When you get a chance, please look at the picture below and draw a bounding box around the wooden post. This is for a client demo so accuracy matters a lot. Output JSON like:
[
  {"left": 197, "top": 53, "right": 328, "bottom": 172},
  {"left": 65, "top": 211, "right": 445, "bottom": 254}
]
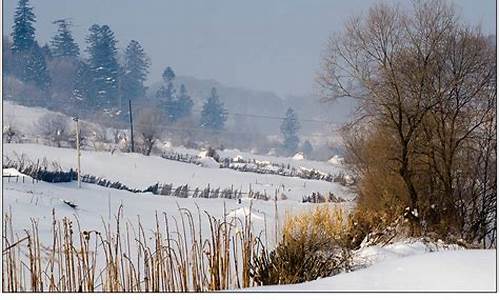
[
  {"left": 73, "top": 117, "right": 81, "bottom": 188},
  {"left": 128, "top": 99, "right": 135, "bottom": 153}
]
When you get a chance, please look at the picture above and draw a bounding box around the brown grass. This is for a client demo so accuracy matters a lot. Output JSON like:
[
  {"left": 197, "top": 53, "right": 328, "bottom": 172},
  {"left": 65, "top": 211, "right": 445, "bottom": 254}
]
[
  {"left": 2, "top": 204, "right": 265, "bottom": 292},
  {"left": 3, "top": 203, "right": 360, "bottom": 291},
  {"left": 250, "top": 205, "right": 353, "bottom": 286}
]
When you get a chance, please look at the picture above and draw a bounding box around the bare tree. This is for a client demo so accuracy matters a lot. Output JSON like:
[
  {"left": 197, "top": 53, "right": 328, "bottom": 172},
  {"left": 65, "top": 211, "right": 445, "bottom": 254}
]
[
  {"left": 135, "top": 106, "right": 163, "bottom": 156},
  {"left": 87, "top": 123, "right": 108, "bottom": 151},
  {"left": 319, "top": 0, "right": 496, "bottom": 242},
  {"left": 68, "top": 121, "right": 92, "bottom": 149},
  {"left": 36, "top": 114, "right": 70, "bottom": 147}
]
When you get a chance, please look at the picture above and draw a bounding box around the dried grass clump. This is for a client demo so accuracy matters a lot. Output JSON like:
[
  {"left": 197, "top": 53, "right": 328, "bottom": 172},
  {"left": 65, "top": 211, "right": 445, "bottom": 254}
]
[{"left": 251, "top": 205, "right": 352, "bottom": 286}]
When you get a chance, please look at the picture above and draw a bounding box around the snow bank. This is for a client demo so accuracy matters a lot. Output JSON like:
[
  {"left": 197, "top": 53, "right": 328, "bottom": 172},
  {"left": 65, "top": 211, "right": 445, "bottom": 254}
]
[
  {"left": 198, "top": 150, "right": 209, "bottom": 158},
  {"left": 292, "top": 152, "right": 304, "bottom": 160},
  {"left": 352, "top": 239, "right": 463, "bottom": 268},
  {"left": 328, "top": 155, "right": 344, "bottom": 165},
  {"left": 3, "top": 168, "right": 32, "bottom": 179},
  {"left": 251, "top": 250, "right": 496, "bottom": 291},
  {"left": 198, "top": 157, "right": 220, "bottom": 168},
  {"left": 227, "top": 207, "right": 264, "bottom": 221}
]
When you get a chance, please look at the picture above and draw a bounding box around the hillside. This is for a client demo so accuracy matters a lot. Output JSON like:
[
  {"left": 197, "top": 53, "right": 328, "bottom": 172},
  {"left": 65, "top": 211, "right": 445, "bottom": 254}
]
[
  {"left": 3, "top": 143, "right": 354, "bottom": 200},
  {"left": 148, "top": 75, "right": 356, "bottom": 135}
]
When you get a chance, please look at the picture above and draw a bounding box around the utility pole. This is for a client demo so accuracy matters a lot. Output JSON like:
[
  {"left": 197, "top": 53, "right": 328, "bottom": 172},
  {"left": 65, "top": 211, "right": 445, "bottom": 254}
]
[
  {"left": 128, "top": 99, "right": 135, "bottom": 152},
  {"left": 73, "top": 116, "right": 81, "bottom": 188}
]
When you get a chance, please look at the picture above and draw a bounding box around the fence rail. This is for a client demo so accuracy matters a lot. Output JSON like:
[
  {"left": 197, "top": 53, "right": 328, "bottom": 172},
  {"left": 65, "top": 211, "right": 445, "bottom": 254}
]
[
  {"left": 161, "top": 151, "right": 352, "bottom": 185},
  {"left": 2, "top": 175, "right": 39, "bottom": 184}
]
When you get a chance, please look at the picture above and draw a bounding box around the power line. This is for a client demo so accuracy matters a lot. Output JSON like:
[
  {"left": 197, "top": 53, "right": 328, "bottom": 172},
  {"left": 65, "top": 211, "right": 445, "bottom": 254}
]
[
  {"left": 104, "top": 119, "right": 341, "bottom": 139},
  {"left": 188, "top": 109, "right": 339, "bottom": 124}
]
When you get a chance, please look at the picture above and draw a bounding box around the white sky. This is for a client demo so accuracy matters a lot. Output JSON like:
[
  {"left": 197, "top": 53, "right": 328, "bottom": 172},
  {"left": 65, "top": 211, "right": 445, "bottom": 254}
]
[{"left": 3, "top": 0, "right": 496, "bottom": 97}]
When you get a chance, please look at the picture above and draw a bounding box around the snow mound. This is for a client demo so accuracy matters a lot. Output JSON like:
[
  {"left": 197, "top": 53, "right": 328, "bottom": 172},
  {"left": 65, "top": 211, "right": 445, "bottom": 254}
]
[
  {"left": 3, "top": 168, "right": 32, "bottom": 179},
  {"left": 198, "top": 150, "right": 209, "bottom": 158},
  {"left": 251, "top": 250, "right": 496, "bottom": 291},
  {"left": 353, "top": 239, "right": 463, "bottom": 268},
  {"left": 161, "top": 141, "right": 173, "bottom": 151},
  {"left": 198, "top": 157, "right": 220, "bottom": 168},
  {"left": 328, "top": 155, "right": 344, "bottom": 165},
  {"left": 292, "top": 152, "right": 304, "bottom": 160},
  {"left": 227, "top": 207, "right": 264, "bottom": 221},
  {"left": 233, "top": 155, "right": 244, "bottom": 162},
  {"left": 267, "top": 148, "right": 277, "bottom": 156}
]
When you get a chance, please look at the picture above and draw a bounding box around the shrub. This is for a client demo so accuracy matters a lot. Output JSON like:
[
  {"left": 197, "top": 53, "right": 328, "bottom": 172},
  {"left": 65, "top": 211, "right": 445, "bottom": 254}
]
[
  {"left": 3, "top": 125, "right": 21, "bottom": 143},
  {"left": 251, "top": 205, "right": 353, "bottom": 285}
]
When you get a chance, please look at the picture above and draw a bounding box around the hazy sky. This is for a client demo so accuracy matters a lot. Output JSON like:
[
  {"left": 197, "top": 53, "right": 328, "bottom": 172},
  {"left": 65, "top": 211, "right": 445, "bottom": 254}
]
[{"left": 3, "top": 0, "right": 496, "bottom": 97}]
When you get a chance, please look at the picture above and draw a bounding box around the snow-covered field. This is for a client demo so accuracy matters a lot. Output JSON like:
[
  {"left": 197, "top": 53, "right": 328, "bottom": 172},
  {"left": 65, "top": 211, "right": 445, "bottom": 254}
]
[
  {"left": 3, "top": 143, "right": 497, "bottom": 292},
  {"left": 3, "top": 175, "right": 308, "bottom": 249},
  {"left": 2, "top": 142, "right": 354, "bottom": 256},
  {"left": 3, "top": 143, "right": 354, "bottom": 201},
  {"left": 2, "top": 102, "right": 497, "bottom": 291}
]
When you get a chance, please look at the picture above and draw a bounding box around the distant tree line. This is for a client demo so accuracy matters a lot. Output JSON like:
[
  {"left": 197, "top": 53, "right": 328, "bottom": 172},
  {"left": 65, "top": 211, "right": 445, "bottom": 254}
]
[
  {"left": 4, "top": 0, "right": 313, "bottom": 157},
  {"left": 4, "top": 0, "right": 230, "bottom": 133}
]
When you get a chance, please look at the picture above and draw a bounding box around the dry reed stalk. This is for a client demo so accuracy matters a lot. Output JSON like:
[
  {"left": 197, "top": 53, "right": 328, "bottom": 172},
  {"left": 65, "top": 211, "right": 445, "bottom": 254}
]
[{"left": 2, "top": 201, "right": 274, "bottom": 292}]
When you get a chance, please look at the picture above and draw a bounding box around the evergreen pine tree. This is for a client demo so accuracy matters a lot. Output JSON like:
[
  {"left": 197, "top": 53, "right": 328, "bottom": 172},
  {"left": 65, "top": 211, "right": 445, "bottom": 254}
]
[
  {"left": 51, "top": 19, "right": 80, "bottom": 58},
  {"left": 157, "top": 66, "right": 176, "bottom": 101},
  {"left": 162, "top": 66, "right": 175, "bottom": 82},
  {"left": 10, "top": 0, "right": 50, "bottom": 88},
  {"left": 176, "top": 84, "right": 194, "bottom": 120},
  {"left": 41, "top": 43, "right": 52, "bottom": 60},
  {"left": 280, "top": 108, "right": 301, "bottom": 154},
  {"left": 86, "top": 24, "right": 120, "bottom": 109},
  {"left": 3, "top": 37, "right": 14, "bottom": 75},
  {"left": 302, "top": 140, "right": 314, "bottom": 157},
  {"left": 72, "top": 61, "right": 94, "bottom": 108},
  {"left": 157, "top": 66, "right": 178, "bottom": 121},
  {"left": 122, "top": 40, "right": 150, "bottom": 101},
  {"left": 23, "top": 43, "right": 51, "bottom": 91},
  {"left": 11, "top": 0, "right": 36, "bottom": 53},
  {"left": 200, "top": 87, "right": 227, "bottom": 130}
]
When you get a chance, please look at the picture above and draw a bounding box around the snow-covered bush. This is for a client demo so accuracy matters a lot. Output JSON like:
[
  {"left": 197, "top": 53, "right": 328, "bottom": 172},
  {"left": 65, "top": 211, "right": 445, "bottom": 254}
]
[
  {"left": 3, "top": 125, "right": 21, "bottom": 143},
  {"left": 200, "top": 146, "right": 221, "bottom": 162}
]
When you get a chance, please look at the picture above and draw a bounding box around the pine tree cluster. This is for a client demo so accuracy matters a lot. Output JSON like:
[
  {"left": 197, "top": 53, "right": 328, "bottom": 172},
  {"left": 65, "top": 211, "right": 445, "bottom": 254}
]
[{"left": 5, "top": 0, "right": 293, "bottom": 148}]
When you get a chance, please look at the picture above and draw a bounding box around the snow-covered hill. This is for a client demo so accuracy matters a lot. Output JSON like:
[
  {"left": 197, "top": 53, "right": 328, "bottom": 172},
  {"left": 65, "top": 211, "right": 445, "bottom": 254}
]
[
  {"left": 3, "top": 101, "right": 71, "bottom": 135},
  {"left": 4, "top": 143, "right": 354, "bottom": 201}
]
